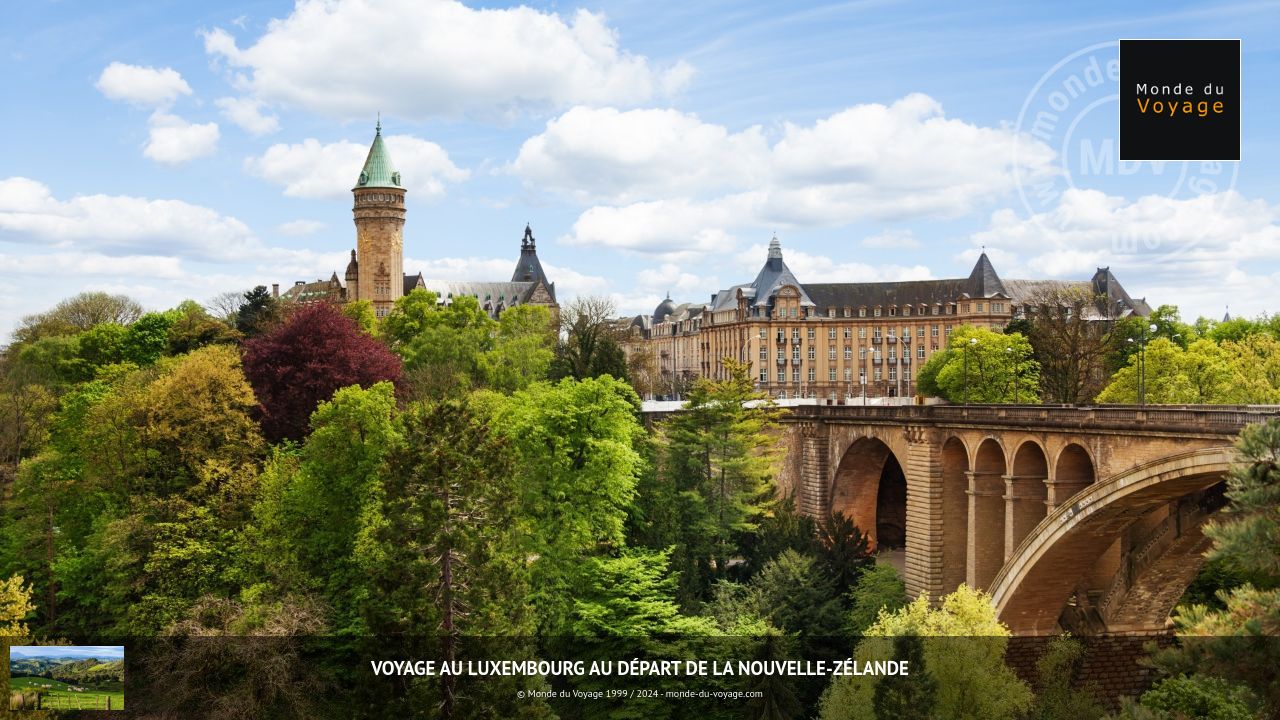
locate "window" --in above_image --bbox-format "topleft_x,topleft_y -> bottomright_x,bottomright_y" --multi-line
808,347 -> 816,360
792,369 -> 800,383
917,345 -> 925,358
859,348 -> 867,360
829,368 -> 837,381
759,368 -> 768,382
792,347 -> 800,361
828,347 -> 836,360
976,302 -> 984,312
889,349 -> 896,361
874,369 -> 882,381
873,328 -> 882,340
917,327 -> 925,337
889,306 -> 897,316
807,328 -> 815,340
859,307 -> 867,317
904,306 -> 911,316
791,307 -> 798,318
808,368 -> 816,381
992,302 -> 1004,312
932,343 -> 939,352
945,326 -> 953,337
843,327 -> 852,339
791,328 -> 800,341
778,370 -> 786,383
844,346 -> 852,360
844,367 -> 852,381
889,368 -> 897,381
859,327 -> 867,339
931,324 -> 939,337
828,308 -> 835,318
905,370 -> 912,381
874,307 -> 882,317
759,347 -> 767,359
828,328 -> 837,340
859,369 -> 866,382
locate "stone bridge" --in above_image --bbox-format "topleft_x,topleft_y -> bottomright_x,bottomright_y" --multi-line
663,403 -> 1278,636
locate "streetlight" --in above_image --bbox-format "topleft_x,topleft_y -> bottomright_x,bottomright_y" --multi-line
1129,323 -> 1158,405
963,337 -> 978,404
1006,346 -> 1017,404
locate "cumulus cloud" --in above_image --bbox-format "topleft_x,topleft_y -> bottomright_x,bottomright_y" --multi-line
0,252 -> 186,280
96,62 -> 192,107
968,188 -> 1280,319
510,106 -> 767,204
861,229 -> 920,250
246,134 -> 468,199
144,112 -> 220,164
215,96 -> 280,135
202,0 -> 691,120
734,242 -> 934,284
0,176 -> 254,261
525,95 -> 1055,256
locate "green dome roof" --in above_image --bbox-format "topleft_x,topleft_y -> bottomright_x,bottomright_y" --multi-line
354,121 -> 403,190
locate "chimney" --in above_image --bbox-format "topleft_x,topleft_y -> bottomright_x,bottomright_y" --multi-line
272,283 -> 279,297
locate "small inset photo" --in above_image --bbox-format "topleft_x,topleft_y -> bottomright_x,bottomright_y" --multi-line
8,645 -> 124,712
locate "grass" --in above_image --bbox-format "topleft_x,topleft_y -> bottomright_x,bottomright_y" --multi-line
10,675 -> 125,710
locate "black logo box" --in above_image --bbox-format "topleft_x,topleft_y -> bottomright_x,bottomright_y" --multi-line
1119,39 -> 1240,161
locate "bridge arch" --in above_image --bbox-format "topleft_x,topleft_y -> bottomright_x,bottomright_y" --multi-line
990,447 -> 1235,635
969,437 -> 1007,589
1051,443 -> 1096,508
940,436 -> 969,593
1008,441 -> 1050,560
830,437 -> 908,553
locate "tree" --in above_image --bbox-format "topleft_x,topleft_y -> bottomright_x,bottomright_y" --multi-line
551,295 -> 630,382
341,299 -> 377,335
917,326 -> 1038,403
661,359 -> 783,605
1097,338 -> 1208,404
242,302 -> 402,442
0,573 -> 34,634
484,376 -> 645,634
121,310 -> 179,365
1151,419 -> 1280,716
235,285 -> 279,336
1222,334 -> 1280,404
872,635 -> 936,720
166,300 -> 240,355
571,547 -> 711,637
749,549 -> 845,640
820,585 -> 1032,720
814,512 -> 874,597
478,304 -> 555,393
845,565 -> 907,637
1124,675 -> 1259,720
1017,285 -> 1122,403
381,290 -> 497,400
1024,635 -> 1105,720
14,291 -> 142,344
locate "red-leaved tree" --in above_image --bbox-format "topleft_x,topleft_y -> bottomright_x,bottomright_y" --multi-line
242,302 -> 402,442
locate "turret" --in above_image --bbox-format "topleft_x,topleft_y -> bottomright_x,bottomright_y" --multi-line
352,120 -> 406,317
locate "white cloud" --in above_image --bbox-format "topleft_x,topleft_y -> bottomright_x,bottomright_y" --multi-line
861,229 -> 920,250
215,96 -> 279,135
0,176 -> 255,261
96,62 -> 192,107
246,134 -> 468,199
277,219 -> 325,236
734,242 -> 934,284
144,112 -> 220,164
0,252 -> 186,279
529,95 -> 1056,256
969,188 -> 1280,320
510,106 -> 767,204
635,263 -> 718,299
202,0 -> 691,120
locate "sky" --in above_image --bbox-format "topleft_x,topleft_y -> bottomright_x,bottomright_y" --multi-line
10,646 -> 125,660
2,0 -> 1279,340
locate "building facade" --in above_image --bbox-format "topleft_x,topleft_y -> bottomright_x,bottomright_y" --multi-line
278,123 -> 558,320
621,237 -> 1150,401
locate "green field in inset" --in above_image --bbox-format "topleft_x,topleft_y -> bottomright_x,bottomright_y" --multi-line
10,675 -> 125,710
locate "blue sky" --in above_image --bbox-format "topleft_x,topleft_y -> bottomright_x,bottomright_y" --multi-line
2,0 -> 1278,339
10,645 -> 124,660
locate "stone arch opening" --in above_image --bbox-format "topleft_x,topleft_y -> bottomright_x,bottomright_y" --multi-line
941,436 -> 969,594
1052,443 -> 1096,509
1008,442 -> 1050,560
830,437 -> 908,562
969,438 -> 1007,590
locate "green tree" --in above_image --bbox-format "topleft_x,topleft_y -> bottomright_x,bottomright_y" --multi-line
661,358 -> 782,605
479,304 -> 555,393
1126,675 -> 1259,720
1096,337 -> 1196,404
1222,334 -> 1280,404
872,635 -> 936,720
571,547 -> 714,637
1025,635 -> 1105,720
845,565 -> 908,637
165,300 -> 239,355
383,290 -> 497,399
121,310 -> 178,365
815,512 -> 874,596
1016,285 -> 1123,403
917,326 -> 1038,403
819,585 -> 1032,720
14,291 -> 142,344
749,549 -> 845,640
235,285 -> 279,336
0,574 -> 34,635
550,295 -> 630,382
484,376 -> 644,634
341,299 -> 378,335
76,322 -> 128,370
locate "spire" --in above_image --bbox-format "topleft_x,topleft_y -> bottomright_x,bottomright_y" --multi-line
768,235 -> 782,260
522,223 -> 535,249
354,120 -> 402,190
345,248 -> 359,280
512,224 -> 551,298
1223,305 -> 1232,322
967,251 -> 1006,298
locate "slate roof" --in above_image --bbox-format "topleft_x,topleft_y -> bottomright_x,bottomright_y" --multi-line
353,121 -> 402,190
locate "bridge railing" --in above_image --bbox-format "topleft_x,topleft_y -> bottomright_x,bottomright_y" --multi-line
782,403 -> 1280,433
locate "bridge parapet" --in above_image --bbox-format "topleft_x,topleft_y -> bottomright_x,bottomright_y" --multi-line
782,404 -> 1278,434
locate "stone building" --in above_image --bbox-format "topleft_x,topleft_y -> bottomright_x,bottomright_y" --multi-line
620,237 -> 1150,400
278,122 -> 558,319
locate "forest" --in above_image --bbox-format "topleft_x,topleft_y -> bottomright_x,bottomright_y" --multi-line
0,288 -> 1277,719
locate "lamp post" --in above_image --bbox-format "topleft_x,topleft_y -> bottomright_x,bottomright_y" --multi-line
1006,346 -> 1017,404
1128,323 -> 1158,405
963,336 -> 978,404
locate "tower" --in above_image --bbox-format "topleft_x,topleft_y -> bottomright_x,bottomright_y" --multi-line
352,120 -> 406,317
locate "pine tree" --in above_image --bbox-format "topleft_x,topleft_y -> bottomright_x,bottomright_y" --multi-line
873,635 -> 936,720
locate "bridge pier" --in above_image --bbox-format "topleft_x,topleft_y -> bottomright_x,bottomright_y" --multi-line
903,427 -> 944,602
1004,473 -> 1048,561
967,470 -> 1006,590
